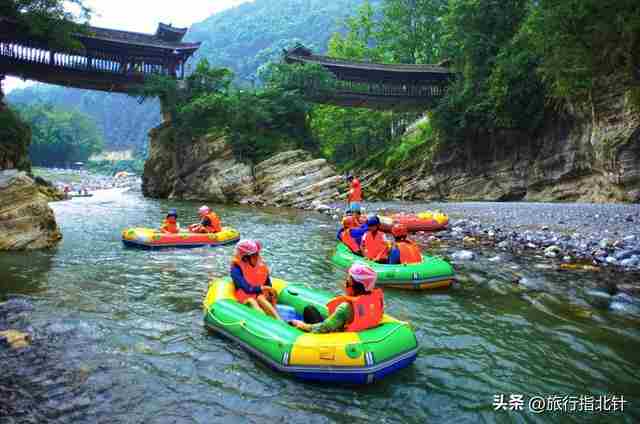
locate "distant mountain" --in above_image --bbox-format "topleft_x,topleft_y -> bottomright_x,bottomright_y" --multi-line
187,0 -> 375,83
8,0 -> 375,153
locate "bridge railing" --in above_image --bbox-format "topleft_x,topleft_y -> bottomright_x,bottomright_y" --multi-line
0,40 -> 177,78
282,74 -> 448,99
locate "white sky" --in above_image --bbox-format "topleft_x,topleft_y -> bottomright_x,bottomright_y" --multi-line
3,0 -> 250,93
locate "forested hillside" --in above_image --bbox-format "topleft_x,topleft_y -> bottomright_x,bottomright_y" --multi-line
187,0 -> 377,83
8,0 -> 372,153
7,86 -> 160,154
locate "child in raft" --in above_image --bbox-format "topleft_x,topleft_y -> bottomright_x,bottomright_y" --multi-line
189,205 -> 222,233
160,209 -> 180,233
230,239 -> 282,320
289,263 -> 383,333
387,224 -> 423,264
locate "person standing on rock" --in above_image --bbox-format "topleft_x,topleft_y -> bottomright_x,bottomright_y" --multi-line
346,174 -> 362,211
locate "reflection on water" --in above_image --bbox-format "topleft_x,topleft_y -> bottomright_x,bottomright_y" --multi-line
0,190 -> 638,423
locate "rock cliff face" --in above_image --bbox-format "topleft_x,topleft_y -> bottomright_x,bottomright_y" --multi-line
366,82 -> 640,203
0,170 -> 62,250
143,126 -> 341,207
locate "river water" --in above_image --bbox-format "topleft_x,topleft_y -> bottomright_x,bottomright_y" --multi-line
1,189 -> 638,423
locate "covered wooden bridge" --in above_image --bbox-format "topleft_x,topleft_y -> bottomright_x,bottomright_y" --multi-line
0,19 -> 200,93
283,46 -> 455,111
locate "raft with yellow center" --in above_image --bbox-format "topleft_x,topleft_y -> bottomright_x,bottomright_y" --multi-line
121,227 -> 240,248
380,211 -> 449,233
203,278 -> 418,384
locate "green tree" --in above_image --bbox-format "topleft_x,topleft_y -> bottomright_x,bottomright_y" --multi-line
15,103 -> 103,166
377,0 -> 448,64
524,0 -> 640,106
1,0 -> 91,50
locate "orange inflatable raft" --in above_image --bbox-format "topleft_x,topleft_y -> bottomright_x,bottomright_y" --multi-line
380,211 -> 448,233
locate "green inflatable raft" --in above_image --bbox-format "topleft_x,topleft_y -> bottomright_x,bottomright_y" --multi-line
331,242 -> 455,290
203,277 -> 418,384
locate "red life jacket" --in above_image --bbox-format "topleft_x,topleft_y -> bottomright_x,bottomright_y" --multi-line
160,217 -> 178,233
232,256 -> 271,303
326,288 -> 384,332
361,230 -> 388,261
397,240 -> 422,264
203,212 -> 222,233
348,179 -> 362,202
340,229 -> 361,253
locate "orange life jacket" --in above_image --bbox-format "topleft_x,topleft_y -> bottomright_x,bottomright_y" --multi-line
232,256 -> 271,303
340,229 -> 361,253
326,288 -> 384,332
361,230 -> 388,260
160,217 -> 178,233
397,240 -> 422,264
203,212 -> 222,233
348,179 -> 362,202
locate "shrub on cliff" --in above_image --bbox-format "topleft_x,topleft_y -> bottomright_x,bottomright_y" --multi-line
0,106 -> 32,172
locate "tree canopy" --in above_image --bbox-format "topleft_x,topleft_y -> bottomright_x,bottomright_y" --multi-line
14,103 -> 104,166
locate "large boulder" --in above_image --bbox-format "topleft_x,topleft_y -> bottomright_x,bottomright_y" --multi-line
142,126 -> 342,207
252,150 -> 341,207
0,170 -> 62,250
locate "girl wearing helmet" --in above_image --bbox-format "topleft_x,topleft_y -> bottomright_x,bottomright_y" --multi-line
289,263 -> 383,333
230,240 -> 282,320
388,224 -> 423,264
160,209 -> 180,233
189,205 -> 222,233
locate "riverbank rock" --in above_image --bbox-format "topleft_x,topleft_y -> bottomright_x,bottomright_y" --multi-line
0,329 -> 31,349
0,170 -> 62,250
143,126 -> 341,207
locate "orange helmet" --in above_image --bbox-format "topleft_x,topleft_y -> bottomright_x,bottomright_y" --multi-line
391,224 -> 408,237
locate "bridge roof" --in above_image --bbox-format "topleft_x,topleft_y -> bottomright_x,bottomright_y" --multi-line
81,25 -> 200,52
285,47 -> 453,83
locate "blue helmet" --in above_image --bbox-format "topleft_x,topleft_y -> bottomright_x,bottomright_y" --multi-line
367,216 -> 380,226
350,203 -> 361,213
167,208 -> 178,217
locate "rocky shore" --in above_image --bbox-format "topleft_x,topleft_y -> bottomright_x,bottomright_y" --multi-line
318,201 -> 640,276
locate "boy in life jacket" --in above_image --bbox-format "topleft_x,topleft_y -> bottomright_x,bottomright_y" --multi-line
346,174 -> 363,211
289,263 -> 383,333
361,216 -> 390,263
230,239 -> 282,320
160,209 -> 180,233
189,205 -> 222,233
388,224 -> 423,264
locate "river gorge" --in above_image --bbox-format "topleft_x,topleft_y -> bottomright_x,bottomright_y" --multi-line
1,188 -> 639,423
